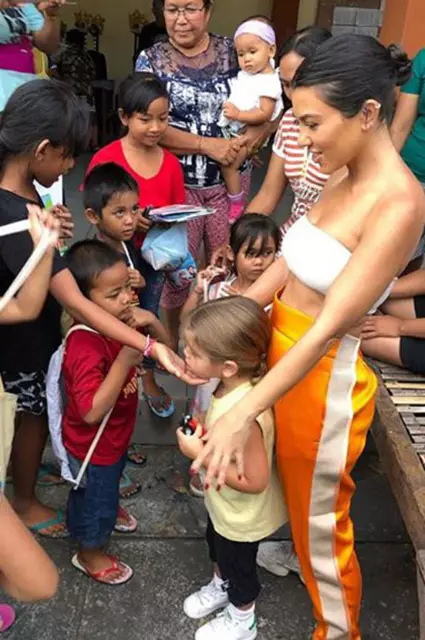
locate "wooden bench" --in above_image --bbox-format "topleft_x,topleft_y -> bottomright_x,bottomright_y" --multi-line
372,362 -> 425,638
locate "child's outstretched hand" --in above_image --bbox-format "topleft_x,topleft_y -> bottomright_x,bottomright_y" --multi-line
195,265 -> 226,294
27,205 -> 60,249
177,424 -> 204,461
128,268 -> 146,290
223,101 -> 240,121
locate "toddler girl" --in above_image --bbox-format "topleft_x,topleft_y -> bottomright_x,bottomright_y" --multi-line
177,296 -> 286,640
182,213 -> 280,428
218,19 -> 283,222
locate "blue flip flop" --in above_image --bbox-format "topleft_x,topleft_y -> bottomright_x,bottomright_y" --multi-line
143,387 -> 175,419
28,509 -> 70,539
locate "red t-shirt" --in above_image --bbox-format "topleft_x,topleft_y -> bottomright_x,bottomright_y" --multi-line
86,141 -> 186,247
62,330 -> 138,466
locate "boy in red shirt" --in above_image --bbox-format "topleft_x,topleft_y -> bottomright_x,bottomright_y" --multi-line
63,240 -> 156,585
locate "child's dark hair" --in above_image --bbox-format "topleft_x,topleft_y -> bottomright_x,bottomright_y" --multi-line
0,79 -> 89,169
118,72 -> 169,116
66,239 -> 126,298
83,163 -> 139,216
293,34 -> 412,123
278,26 -> 332,62
230,213 -> 281,260
185,297 -> 270,378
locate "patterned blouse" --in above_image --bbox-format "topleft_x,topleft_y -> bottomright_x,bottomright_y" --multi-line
136,34 -> 240,190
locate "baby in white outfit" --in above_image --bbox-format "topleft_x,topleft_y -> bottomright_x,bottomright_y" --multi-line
218,18 -> 283,223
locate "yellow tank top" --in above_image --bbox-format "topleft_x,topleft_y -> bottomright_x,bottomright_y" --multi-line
204,381 -> 287,542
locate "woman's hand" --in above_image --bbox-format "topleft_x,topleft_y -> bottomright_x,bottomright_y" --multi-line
27,205 -> 60,249
50,205 -> 74,240
191,405 -> 254,490
128,268 -> 146,290
151,342 -> 207,385
223,102 -> 240,122
202,137 -> 243,166
176,425 -> 204,461
238,123 -> 272,158
361,315 -> 403,339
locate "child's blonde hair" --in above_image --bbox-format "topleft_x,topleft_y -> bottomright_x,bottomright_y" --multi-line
184,296 -> 270,379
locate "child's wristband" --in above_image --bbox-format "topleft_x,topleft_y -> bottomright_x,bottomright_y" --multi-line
143,335 -> 157,359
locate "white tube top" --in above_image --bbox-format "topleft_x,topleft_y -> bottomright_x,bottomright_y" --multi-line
279,215 -> 393,315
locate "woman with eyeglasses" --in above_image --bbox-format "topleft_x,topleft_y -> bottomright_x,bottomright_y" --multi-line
247,27 -> 332,235
136,0 -> 273,348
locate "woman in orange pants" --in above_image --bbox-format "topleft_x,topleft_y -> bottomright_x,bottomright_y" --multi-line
192,34 -> 425,639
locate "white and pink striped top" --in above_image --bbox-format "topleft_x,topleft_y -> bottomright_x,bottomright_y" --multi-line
273,109 -> 329,235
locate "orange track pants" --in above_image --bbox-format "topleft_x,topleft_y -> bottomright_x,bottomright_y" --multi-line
269,299 -> 377,640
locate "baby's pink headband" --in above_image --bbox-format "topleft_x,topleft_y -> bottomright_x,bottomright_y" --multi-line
234,20 -> 276,46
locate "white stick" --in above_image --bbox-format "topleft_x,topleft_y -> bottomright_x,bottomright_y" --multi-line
0,220 -> 29,238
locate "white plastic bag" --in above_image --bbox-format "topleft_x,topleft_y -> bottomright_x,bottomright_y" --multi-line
141,223 -> 188,272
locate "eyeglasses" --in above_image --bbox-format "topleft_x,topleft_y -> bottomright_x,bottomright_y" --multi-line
164,5 -> 205,19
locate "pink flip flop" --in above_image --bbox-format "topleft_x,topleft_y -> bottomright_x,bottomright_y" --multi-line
0,605 -> 16,633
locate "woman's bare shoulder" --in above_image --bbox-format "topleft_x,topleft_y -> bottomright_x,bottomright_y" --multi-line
377,163 -> 425,223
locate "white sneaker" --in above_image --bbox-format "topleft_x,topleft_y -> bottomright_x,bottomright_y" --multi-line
183,578 -> 229,619
257,541 -> 305,583
195,606 -> 257,640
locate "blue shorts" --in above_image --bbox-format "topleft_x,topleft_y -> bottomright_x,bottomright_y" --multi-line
66,453 -> 126,549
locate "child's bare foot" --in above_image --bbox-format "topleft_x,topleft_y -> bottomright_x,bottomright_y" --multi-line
72,550 -> 133,585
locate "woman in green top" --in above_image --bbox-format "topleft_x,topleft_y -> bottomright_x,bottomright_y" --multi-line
392,47 -> 425,270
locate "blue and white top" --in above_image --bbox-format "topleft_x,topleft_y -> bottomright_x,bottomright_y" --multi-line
136,34 -> 242,190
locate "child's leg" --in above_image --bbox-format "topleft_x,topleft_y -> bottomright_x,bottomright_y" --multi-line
214,531 -> 260,612
194,523 -> 259,639
183,518 -> 229,619
138,258 -> 175,418
67,453 -> 133,585
5,368 -> 66,535
221,147 -> 249,224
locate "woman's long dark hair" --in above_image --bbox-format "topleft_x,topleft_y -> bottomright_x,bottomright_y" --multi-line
0,79 -> 90,169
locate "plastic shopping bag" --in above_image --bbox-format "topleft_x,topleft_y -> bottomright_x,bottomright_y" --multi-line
141,223 -> 188,272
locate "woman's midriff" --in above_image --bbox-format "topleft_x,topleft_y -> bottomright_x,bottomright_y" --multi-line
278,273 -> 363,338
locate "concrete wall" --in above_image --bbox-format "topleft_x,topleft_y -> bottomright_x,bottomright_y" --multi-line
380,0 -> 425,57
59,0 -> 273,80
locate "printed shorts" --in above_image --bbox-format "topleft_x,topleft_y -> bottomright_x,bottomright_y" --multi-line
0,370 -> 47,415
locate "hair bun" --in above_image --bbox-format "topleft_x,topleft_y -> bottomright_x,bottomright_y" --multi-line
387,44 -> 412,86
